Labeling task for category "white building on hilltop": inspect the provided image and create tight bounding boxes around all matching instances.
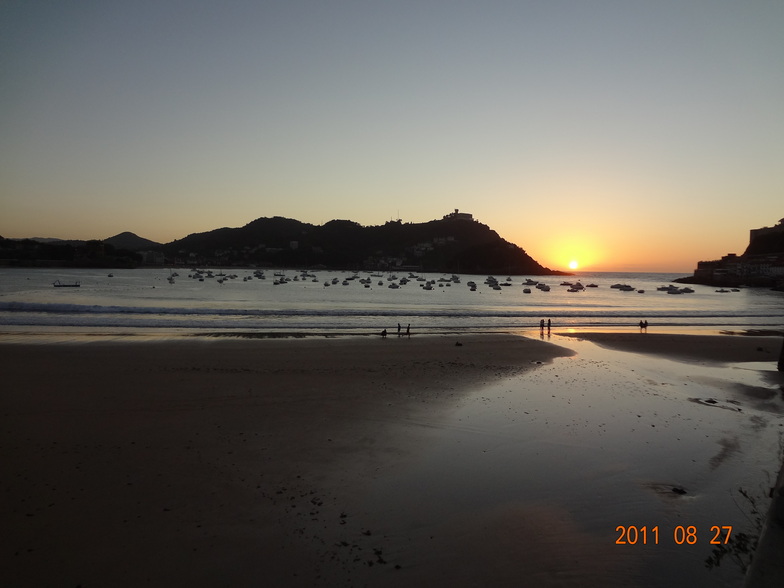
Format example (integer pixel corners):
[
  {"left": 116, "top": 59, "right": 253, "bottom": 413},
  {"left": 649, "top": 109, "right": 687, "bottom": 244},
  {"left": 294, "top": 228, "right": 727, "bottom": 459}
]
[{"left": 443, "top": 209, "right": 473, "bottom": 221}]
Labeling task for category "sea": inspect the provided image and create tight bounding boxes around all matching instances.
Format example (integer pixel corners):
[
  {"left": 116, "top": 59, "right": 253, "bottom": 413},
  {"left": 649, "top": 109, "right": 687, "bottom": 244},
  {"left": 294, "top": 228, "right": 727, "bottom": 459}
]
[{"left": 1, "top": 267, "right": 782, "bottom": 339}]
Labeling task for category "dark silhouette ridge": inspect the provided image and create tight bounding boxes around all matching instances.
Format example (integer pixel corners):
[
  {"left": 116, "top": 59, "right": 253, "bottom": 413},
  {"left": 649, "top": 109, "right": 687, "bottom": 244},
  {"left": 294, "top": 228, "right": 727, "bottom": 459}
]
[
  {"left": 162, "top": 214, "right": 567, "bottom": 275},
  {"left": 1, "top": 213, "right": 569, "bottom": 275}
]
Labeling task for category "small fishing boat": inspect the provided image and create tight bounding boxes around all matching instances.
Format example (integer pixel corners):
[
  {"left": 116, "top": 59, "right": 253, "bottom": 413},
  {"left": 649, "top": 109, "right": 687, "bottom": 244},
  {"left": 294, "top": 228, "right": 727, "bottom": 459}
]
[{"left": 53, "top": 280, "right": 80, "bottom": 287}]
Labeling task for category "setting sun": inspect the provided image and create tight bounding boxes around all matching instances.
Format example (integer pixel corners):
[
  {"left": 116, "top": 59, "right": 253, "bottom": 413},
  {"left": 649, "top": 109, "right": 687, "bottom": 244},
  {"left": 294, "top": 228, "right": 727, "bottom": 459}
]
[{"left": 568, "top": 260, "right": 579, "bottom": 270}]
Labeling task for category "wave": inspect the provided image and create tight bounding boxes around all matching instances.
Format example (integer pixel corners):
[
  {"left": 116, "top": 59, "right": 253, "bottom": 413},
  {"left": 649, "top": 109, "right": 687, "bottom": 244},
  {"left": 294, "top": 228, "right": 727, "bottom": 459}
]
[{"left": 0, "top": 300, "right": 780, "bottom": 320}]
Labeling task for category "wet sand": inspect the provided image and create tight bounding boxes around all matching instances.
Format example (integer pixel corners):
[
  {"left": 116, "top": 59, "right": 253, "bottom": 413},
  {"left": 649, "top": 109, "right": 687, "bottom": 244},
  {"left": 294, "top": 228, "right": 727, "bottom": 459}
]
[
  {"left": 559, "top": 331, "right": 784, "bottom": 364},
  {"left": 2, "top": 333, "right": 783, "bottom": 587},
  {"left": 0, "top": 335, "right": 571, "bottom": 586}
]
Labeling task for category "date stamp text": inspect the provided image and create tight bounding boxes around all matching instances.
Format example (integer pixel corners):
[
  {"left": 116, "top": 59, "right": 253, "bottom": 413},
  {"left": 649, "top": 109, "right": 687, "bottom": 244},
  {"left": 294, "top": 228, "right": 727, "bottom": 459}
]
[{"left": 615, "top": 525, "right": 733, "bottom": 545}]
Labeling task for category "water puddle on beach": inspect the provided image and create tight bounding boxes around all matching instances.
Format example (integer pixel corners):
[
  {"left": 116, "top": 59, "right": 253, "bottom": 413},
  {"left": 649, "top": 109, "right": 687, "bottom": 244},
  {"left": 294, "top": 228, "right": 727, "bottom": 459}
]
[{"left": 355, "top": 337, "right": 784, "bottom": 587}]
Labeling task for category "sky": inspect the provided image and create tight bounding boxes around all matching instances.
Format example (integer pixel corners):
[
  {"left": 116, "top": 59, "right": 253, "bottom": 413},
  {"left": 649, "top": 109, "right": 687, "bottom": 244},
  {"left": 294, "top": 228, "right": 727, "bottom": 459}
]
[{"left": 1, "top": 1, "right": 782, "bottom": 272}]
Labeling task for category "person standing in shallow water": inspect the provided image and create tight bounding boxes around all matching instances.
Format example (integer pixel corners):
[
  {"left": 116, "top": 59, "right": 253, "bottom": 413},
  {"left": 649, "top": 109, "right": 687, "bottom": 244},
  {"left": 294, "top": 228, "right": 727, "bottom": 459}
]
[
  {"left": 406, "top": 324, "right": 410, "bottom": 338},
  {"left": 547, "top": 319, "right": 551, "bottom": 333},
  {"left": 397, "top": 323, "right": 401, "bottom": 337}
]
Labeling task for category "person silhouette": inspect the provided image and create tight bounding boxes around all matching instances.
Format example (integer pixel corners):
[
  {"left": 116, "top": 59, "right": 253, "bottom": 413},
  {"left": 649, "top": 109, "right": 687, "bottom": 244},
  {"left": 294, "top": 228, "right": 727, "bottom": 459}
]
[{"left": 381, "top": 329, "right": 387, "bottom": 338}]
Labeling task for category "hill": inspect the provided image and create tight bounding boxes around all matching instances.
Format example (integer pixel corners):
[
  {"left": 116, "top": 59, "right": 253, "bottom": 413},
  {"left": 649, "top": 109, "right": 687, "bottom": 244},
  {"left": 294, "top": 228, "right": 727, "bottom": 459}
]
[
  {"left": 0, "top": 237, "right": 142, "bottom": 268},
  {"left": 163, "top": 213, "right": 565, "bottom": 275},
  {"left": 104, "top": 232, "right": 161, "bottom": 251}
]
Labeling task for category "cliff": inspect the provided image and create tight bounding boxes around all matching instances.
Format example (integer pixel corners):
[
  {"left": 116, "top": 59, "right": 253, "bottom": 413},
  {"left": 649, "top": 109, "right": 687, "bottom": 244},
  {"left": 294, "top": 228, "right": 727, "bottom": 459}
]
[{"left": 678, "top": 218, "right": 784, "bottom": 289}]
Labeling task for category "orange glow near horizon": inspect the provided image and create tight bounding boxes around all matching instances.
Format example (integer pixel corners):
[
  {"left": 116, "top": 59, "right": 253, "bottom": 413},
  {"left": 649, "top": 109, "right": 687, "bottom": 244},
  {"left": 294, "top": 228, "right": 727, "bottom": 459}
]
[{"left": 531, "top": 233, "right": 606, "bottom": 273}]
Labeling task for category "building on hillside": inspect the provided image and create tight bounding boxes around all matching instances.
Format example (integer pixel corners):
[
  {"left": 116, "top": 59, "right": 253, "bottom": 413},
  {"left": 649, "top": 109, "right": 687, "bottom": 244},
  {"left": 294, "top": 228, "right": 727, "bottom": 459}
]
[
  {"left": 686, "top": 218, "right": 784, "bottom": 287},
  {"left": 139, "top": 250, "right": 165, "bottom": 265},
  {"left": 443, "top": 209, "right": 473, "bottom": 221}
]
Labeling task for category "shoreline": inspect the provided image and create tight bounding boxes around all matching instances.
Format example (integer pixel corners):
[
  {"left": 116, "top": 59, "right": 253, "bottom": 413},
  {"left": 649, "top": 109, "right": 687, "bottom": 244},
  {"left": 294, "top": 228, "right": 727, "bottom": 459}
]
[{"left": 1, "top": 325, "right": 783, "bottom": 345}]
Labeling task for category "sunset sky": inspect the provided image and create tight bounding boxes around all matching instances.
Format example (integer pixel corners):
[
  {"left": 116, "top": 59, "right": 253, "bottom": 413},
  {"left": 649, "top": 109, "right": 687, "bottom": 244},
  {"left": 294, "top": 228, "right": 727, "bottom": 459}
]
[{"left": 1, "top": 1, "right": 782, "bottom": 272}]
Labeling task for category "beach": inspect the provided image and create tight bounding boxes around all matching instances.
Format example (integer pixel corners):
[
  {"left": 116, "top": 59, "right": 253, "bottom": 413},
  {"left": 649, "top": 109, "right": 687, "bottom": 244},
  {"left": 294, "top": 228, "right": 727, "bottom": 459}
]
[
  {"left": 2, "top": 333, "right": 783, "bottom": 586},
  {"left": 558, "top": 331, "right": 784, "bottom": 364}
]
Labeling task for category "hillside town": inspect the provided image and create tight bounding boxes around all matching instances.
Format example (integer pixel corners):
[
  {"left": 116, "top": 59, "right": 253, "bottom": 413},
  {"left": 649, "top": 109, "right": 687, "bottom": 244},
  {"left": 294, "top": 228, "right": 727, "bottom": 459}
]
[{"left": 683, "top": 218, "right": 784, "bottom": 289}]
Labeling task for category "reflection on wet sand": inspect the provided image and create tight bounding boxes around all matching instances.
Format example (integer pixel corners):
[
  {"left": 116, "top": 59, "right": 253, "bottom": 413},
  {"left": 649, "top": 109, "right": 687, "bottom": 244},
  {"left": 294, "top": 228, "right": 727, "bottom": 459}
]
[{"left": 356, "top": 334, "right": 783, "bottom": 587}]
